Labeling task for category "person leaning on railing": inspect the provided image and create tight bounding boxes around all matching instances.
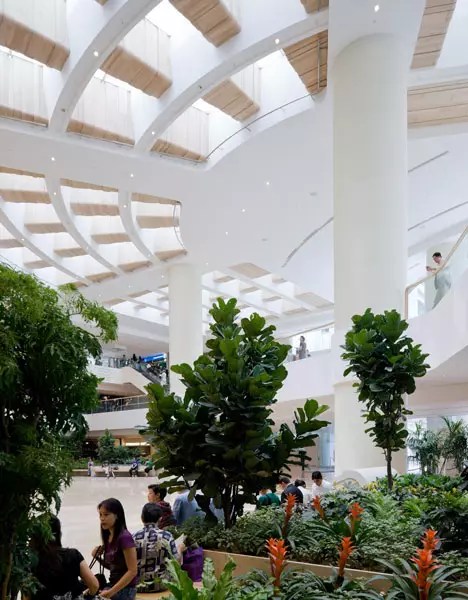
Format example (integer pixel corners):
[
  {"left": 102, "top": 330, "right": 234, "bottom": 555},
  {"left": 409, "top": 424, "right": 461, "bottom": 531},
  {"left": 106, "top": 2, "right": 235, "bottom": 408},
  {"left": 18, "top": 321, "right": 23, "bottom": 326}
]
[{"left": 426, "top": 251, "right": 452, "bottom": 308}]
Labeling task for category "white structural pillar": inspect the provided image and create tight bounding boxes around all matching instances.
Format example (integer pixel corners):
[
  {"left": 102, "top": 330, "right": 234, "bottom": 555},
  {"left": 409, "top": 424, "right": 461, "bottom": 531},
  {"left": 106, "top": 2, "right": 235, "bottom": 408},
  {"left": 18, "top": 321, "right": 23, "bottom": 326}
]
[
  {"left": 333, "top": 35, "right": 408, "bottom": 474},
  {"left": 169, "top": 264, "right": 203, "bottom": 397}
]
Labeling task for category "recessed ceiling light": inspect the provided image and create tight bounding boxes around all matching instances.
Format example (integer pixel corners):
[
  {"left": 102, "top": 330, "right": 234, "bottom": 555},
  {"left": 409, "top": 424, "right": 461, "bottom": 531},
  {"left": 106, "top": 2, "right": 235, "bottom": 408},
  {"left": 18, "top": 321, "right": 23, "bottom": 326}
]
[
  {"left": 225, "top": 231, "right": 229, "bottom": 235},
  {"left": 205, "top": 262, "right": 209, "bottom": 266},
  {"left": 265, "top": 181, "right": 270, "bottom": 186},
  {"left": 151, "top": 131, "right": 155, "bottom": 136},
  {"left": 241, "top": 208, "right": 246, "bottom": 213},
  {"left": 123, "top": 204, "right": 127, "bottom": 208},
  {"left": 93, "top": 50, "right": 99, "bottom": 57},
  {"left": 161, "top": 275, "right": 165, "bottom": 279},
  {"left": 53, "top": 192, "right": 57, "bottom": 196},
  {"left": 130, "top": 173, "right": 134, "bottom": 178},
  {"left": 21, "top": 238, "right": 25, "bottom": 241},
  {"left": 275, "top": 38, "right": 280, "bottom": 45},
  {"left": 374, "top": 4, "right": 380, "bottom": 11},
  {"left": 51, "top": 157, "right": 55, "bottom": 162}
]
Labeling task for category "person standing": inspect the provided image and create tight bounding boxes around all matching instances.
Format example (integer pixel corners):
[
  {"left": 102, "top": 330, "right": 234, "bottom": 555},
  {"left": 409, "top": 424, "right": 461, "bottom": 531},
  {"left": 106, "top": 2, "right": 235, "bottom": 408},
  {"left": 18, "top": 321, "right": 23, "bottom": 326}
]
[
  {"left": 92, "top": 498, "right": 138, "bottom": 600},
  {"left": 133, "top": 503, "right": 180, "bottom": 592},
  {"left": 299, "top": 335, "right": 307, "bottom": 360},
  {"left": 257, "top": 487, "right": 281, "bottom": 508},
  {"left": 311, "top": 471, "right": 333, "bottom": 497},
  {"left": 147, "top": 485, "right": 176, "bottom": 528},
  {"left": 30, "top": 516, "right": 99, "bottom": 600},
  {"left": 278, "top": 476, "right": 303, "bottom": 504},
  {"left": 427, "top": 251, "right": 452, "bottom": 308},
  {"left": 88, "top": 459, "right": 94, "bottom": 477}
]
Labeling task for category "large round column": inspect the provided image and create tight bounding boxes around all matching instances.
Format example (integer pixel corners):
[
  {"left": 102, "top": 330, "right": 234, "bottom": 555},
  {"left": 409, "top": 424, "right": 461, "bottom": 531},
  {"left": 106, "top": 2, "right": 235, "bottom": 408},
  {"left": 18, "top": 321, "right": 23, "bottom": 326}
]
[
  {"left": 333, "top": 35, "right": 408, "bottom": 474},
  {"left": 169, "top": 264, "right": 203, "bottom": 396}
]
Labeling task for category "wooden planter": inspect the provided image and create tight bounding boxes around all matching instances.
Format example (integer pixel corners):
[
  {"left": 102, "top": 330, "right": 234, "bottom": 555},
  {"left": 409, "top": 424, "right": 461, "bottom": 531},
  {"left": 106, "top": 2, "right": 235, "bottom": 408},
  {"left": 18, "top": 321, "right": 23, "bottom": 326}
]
[{"left": 203, "top": 550, "right": 391, "bottom": 593}]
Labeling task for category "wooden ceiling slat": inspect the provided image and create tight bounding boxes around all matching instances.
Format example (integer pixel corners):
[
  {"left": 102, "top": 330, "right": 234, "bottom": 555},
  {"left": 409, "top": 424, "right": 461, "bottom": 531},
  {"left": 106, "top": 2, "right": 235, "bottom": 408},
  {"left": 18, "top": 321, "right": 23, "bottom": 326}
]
[
  {"left": 0, "top": 190, "right": 50, "bottom": 204},
  {"left": 412, "top": 0, "right": 456, "bottom": 69},
  {"left": 0, "top": 105, "right": 48, "bottom": 127},
  {"left": 0, "top": 167, "right": 43, "bottom": 178},
  {"left": 26, "top": 222, "right": 66, "bottom": 234},
  {"left": 203, "top": 79, "right": 259, "bottom": 122},
  {"left": 67, "top": 120, "right": 134, "bottom": 146},
  {"left": 61, "top": 179, "right": 118, "bottom": 192},
  {"left": 408, "top": 80, "right": 468, "bottom": 128},
  {"left": 0, "top": 13, "right": 69, "bottom": 70},
  {"left": 102, "top": 46, "right": 172, "bottom": 99},
  {"left": 0, "top": 238, "right": 23, "bottom": 248},
  {"left": 87, "top": 272, "right": 117, "bottom": 283},
  {"left": 71, "top": 202, "right": 120, "bottom": 217},
  {"left": 284, "top": 31, "right": 328, "bottom": 95},
  {"left": 231, "top": 262, "right": 270, "bottom": 279},
  {"left": 152, "top": 139, "right": 205, "bottom": 162},
  {"left": 136, "top": 215, "right": 176, "bottom": 229},
  {"left": 169, "top": 0, "right": 240, "bottom": 47},
  {"left": 55, "top": 247, "right": 87, "bottom": 258},
  {"left": 156, "top": 249, "right": 187, "bottom": 262},
  {"left": 300, "top": 0, "right": 329, "bottom": 13},
  {"left": 132, "top": 193, "right": 178, "bottom": 205},
  {"left": 120, "top": 260, "right": 152, "bottom": 273},
  {"left": 91, "top": 232, "right": 130, "bottom": 244}
]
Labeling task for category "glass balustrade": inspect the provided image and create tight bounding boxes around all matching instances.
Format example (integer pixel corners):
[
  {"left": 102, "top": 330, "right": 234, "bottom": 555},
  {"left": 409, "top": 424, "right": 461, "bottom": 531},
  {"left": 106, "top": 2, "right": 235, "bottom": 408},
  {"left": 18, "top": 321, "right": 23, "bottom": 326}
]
[
  {"left": 87, "top": 394, "right": 150, "bottom": 414},
  {"left": 286, "top": 324, "right": 334, "bottom": 362},
  {"left": 406, "top": 226, "right": 468, "bottom": 319}
]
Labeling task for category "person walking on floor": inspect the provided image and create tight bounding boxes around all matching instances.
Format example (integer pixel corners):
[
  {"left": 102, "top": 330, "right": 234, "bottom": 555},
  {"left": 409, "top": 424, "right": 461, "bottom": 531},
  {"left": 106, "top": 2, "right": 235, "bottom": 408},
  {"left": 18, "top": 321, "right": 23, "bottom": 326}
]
[{"left": 92, "top": 498, "right": 138, "bottom": 600}]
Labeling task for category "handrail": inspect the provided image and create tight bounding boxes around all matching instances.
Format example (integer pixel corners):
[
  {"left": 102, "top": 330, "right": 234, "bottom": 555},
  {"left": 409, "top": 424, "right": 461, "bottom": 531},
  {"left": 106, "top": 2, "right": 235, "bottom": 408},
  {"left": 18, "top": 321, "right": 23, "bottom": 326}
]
[{"left": 404, "top": 225, "right": 468, "bottom": 318}]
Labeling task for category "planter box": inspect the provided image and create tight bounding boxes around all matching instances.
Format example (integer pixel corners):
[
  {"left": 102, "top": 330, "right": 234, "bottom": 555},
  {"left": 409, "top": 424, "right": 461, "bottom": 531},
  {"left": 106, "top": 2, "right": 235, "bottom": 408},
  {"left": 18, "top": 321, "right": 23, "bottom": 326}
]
[{"left": 203, "top": 550, "right": 392, "bottom": 593}]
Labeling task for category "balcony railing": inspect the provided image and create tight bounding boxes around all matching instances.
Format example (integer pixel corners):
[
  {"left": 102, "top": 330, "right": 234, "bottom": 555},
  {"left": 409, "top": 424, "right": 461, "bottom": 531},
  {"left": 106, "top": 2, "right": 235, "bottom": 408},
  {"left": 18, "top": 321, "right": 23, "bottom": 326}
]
[{"left": 87, "top": 395, "right": 150, "bottom": 413}]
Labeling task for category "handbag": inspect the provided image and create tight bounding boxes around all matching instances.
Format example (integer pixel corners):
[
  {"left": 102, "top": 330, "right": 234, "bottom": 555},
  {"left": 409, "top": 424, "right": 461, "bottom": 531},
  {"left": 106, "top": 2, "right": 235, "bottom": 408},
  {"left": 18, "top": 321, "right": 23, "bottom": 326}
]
[{"left": 88, "top": 546, "right": 108, "bottom": 591}]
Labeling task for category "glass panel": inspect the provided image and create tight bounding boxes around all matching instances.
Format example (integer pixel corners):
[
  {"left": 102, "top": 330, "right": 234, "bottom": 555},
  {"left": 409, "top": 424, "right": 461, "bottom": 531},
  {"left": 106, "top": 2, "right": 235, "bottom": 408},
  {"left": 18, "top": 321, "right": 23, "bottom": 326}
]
[
  {"left": 290, "top": 325, "right": 334, "bottom": 360},
  {"left": 406, "top": 228, "right": 468, "bottom": 319}
]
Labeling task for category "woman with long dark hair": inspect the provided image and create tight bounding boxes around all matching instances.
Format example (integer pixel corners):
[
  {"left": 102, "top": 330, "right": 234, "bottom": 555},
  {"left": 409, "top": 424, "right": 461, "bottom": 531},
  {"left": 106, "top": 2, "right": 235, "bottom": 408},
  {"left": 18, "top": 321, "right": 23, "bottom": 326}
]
[
  {"left": 91, "top": 498, "right": 137, "bottom": 600},
  {"left": 31, "top": 516, "right": 99, "bottom": 600}
]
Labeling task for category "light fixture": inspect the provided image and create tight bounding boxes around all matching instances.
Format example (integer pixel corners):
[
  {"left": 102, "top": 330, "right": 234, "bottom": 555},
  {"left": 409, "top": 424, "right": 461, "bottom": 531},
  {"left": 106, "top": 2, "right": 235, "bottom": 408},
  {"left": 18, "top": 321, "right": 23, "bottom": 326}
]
[
  {"left": 275, "top": 38, "right": 280, "bottom": 45},
  {"left": 130, "top": 173, "right": 134, "bottom": 178},
  {"left": 241, "top": 208, "right": 246, "bottom": 213},
  {"left": 51, "top": 157, "right": 55, "bottom": 162},
  {"left": 21, "top": 237, "right": 25, "bottom": 242},
  {"left": 225, "top": 231, "right": 229, "bottom": 235},
  {"left": 374, "top": 4, "right": 380, "bottom": 11},
  {"left": 161, "top": 274, "right": 165, "bottom": 279},
  {"left": 151, "top": 131, "right": 155, "bottom": 136},
  {"left": 93, "top": 50, "right": 99, "bottom": 57},
  {"left": 53, "top": 192, "right": 57, "bottom": 196},
  {"left": 205, "top": 262, "right": 209, "bottom": 266},
  {"left": 123, "top": 204, "right": 127, "bottom": 208},
  {"left": 265, "top": 181, "right": 270, "bottom": 186}
]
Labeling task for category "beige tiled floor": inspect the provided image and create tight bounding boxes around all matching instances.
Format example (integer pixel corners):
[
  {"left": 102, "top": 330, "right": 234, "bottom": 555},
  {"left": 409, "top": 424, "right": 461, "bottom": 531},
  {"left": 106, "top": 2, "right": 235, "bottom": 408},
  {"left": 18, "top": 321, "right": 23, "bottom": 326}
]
[{"left": 59, "top": 476, "right": 174, "bottom": 562}]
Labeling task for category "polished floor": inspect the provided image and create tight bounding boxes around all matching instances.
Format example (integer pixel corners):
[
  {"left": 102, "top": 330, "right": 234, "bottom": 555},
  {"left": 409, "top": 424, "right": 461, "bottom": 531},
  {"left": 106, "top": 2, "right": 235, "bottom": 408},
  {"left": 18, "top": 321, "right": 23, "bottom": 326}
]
[{"left": 59, "top": 476, "right": 172, "bottom": 561}]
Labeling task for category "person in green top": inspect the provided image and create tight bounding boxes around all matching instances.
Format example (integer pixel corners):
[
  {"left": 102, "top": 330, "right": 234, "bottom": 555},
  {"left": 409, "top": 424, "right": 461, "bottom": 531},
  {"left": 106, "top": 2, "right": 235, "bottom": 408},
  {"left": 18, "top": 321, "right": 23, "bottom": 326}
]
[
  {"left": 257, "top": 487, "right": 281, "bottom": 509},
  {"left": 144, "top": 459, "right": 154, "bottom": 476}
]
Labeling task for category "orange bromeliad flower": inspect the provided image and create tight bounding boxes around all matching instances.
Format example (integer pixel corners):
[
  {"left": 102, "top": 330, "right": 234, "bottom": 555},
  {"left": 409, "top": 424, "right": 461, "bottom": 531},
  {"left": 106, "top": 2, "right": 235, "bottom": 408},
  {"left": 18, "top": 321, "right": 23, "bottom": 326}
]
[
  {"left": 282, "top": 493, "right": 296, "bottom": 536},
  {"left": 313, "top": 495, "right": 326, "bottom": 520},
  {"left": 422, "top": 528, "right": 440, "bottom": 553},
  {"left": 266, "top": 538, "right": 288, "bottom": 593},
  {"left": 410, "top": 547, "right": 440, "bottom": 600},
  {"left": 349, "top": 503, "right": 364, "bottom": 534},
  {"left": 337, "top": 537, "right": 356, "bottom": 579}
]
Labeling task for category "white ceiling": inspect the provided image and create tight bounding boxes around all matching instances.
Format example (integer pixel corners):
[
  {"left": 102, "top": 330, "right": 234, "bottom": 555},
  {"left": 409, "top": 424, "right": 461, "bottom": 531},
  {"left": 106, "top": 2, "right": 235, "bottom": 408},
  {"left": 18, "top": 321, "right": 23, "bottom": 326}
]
[{"left": 0, "top": 0, "right": 468, "bottom": 355}]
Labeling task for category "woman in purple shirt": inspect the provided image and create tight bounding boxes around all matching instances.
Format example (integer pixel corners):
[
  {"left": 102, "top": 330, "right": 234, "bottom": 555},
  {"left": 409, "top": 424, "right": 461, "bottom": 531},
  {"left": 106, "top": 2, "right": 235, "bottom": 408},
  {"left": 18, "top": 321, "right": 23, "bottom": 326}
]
[{"left": 92, "top": 498, "right": 137, "bottom": 600}]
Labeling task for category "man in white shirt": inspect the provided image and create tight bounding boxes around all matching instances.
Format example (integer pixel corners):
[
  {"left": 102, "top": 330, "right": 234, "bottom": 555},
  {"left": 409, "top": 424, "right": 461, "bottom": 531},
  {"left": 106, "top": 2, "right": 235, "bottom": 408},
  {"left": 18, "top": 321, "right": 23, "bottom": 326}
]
[{"left": 311, "top": 470, "right": 333, "bottom": 497}]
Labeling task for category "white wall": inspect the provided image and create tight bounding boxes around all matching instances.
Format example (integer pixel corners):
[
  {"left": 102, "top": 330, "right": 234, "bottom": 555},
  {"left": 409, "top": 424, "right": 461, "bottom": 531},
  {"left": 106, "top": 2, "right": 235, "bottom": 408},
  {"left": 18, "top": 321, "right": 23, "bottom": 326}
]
[
  {"left": 85, "top": 407, "right": 147, "bottom": 435},
  {"left": 277, "top": 349, "right": 333, "bottom": 402}
]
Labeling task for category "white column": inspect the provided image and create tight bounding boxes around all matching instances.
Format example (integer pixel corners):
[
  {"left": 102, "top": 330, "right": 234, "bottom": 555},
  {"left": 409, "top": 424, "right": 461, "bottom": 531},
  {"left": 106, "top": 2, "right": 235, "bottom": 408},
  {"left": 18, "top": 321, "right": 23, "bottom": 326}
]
[
  {"left": 169, "top": 264, "right": 203, "bottom": 397},
  {"left": 333, "top": 35, "right": 408, "bottom": 474}
]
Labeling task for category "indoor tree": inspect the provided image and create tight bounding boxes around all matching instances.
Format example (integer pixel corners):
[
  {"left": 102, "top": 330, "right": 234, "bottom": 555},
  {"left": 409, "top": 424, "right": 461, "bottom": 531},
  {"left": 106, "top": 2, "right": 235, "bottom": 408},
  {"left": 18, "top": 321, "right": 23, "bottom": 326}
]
[
  {"left": 407, "top": 423, "right": 443, "bottom": 475},
  {"left": 144, "top": 298, "right": 329, "bottom": 528},
  {"left": 341, "top": 309, "right": 430, "bottom": 489},
  {"left": 0, "top": 267, "right": 118, "bottom": 600}
]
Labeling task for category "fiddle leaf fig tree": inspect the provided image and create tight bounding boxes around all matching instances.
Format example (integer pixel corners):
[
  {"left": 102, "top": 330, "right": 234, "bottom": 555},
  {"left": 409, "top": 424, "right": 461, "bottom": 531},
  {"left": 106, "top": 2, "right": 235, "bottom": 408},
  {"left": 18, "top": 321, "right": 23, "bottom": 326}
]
[
  {"left": 341, "top": 309, "right": 430, "bottom": 489},
  {"left": 144, "top": 298, "right": 329, "bottom": 528}
]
